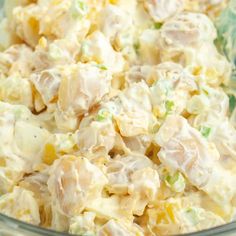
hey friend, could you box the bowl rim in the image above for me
[0,213,236,236]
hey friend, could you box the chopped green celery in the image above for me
[165,172,185,193]
[96,108,112,122]
[96,64,107,70]
[184,207,201,225]
[229,94,236,114]
[165,100,174,114]
[153,22,163,30]
[200,126,211,138]
[71,0,88,19]
[202,88,209,96]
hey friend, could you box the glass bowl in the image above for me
[0,0,236,236]
[1,212,236,236]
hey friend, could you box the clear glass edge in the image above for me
[0,0,236,235]
[0,213,236,236]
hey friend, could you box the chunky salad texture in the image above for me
[0,0,235,235]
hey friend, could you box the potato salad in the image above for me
[0,0,235,235]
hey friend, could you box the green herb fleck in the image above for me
[133,42,140,54]
[202,88,209,95]
[229,94,236,114]
[153,22,163,30]
[165,100,174,114]
[166,173,178,185]
[165,172,185,193]
[200,126,211,138]
[96,109,112,122]
[97,64,107,70]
